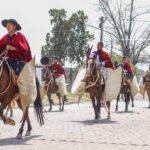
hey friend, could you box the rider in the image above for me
[0,19,32,75]
[143,67,150,83]
[91,42,114,69]
[122,56,133,80]
[48,57,68,102]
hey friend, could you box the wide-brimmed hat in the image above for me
[2,19,22,31]
[40,56,50,65]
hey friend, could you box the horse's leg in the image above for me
[131,94,134,107]
[61,95,65,111]
[10,105,13,117]
[16,107,28,139]
[125,92,130,112]
[96,95,101,120]
[90,95,97,120]
[106,101,111,119]
[57,93,61,111]
[97,98,101,120]
[0,99,15,125]
[115,94,120,111]
[25,113,32,136]
[148,95,150,108]
[47,93,52,112]
[4,105,9,117]
[0,105,7,123]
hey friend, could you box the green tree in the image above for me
[67,11,94,65]
[41,9,94,65]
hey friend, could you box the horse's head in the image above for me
[41,66,51,82]
[145,73,150,87]
[87,58,98,75]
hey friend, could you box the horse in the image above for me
[85,59,111,120]
[41,67,65,111]
[115,72,134,112]
[144,73,150,108]
[0,58,44,139]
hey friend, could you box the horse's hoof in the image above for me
[5,118,15,126]
[107,116,111,120]
[48,108,52,112]
[16,134,22,139]
[115,108,118,112]
[25,131,31,137]
[132,105,134,107]
[95,115,100,121]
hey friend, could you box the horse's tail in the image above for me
[34,78,44,126]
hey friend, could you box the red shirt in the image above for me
[48,62,65,78]
[93,50,114,69]
[0,32,32,62]
[123,62,133,74]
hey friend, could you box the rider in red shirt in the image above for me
[0,19,32,75]
[122,56,133,79]
[48,57,65,78]
[48,57,68,102]
[0,19,32,62]
[92,42,114,69]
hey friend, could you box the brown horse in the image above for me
[0,59,44,139]
[145,74,150,108]
[115,72,133,112]
[85,59,111,120]
[42,67,65,111]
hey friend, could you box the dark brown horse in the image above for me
[0,59,44,139]
[144,74,150,108]
[115,72,134,112]
[42,67,65,111]
[85,59,111,120]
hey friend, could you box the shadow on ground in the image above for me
[0,135,42,146]
[70,118,118,126]
[113,111,134,114]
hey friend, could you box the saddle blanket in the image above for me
[72,67,122,102]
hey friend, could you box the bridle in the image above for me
[85,59,101,89]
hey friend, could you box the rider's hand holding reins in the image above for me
[99,61,105,67]
[6,45,16,51]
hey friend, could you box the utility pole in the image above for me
[110,39,113,57]
[99,16,104,42]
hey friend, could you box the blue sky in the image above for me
[0,0,149,66]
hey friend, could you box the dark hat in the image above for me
[2,19,22,31]
[40,56,50,65]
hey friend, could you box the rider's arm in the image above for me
[15,33,32,62]
[0,35,7,51]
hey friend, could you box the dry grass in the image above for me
[42,92,90,105]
